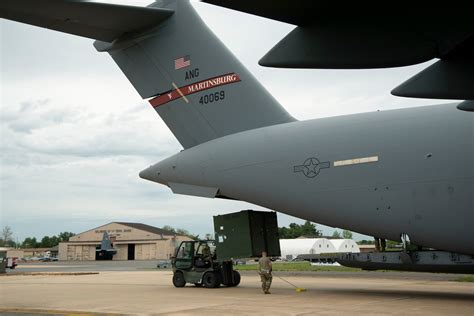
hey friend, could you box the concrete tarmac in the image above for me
[1,268,473,315]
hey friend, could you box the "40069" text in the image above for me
[199,91,225,105]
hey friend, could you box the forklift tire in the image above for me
[231,270,241,286]
[172,271,186,287]
[203,271,221,288]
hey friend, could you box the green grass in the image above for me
[454,275,474,282]
[234,261,361,272]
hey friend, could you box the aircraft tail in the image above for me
[0,0,294,148]
[94,0,295,148]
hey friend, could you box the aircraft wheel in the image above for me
[203,271,221,288]
[172,271,186,287]
[231,270,241,286]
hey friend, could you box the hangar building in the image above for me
[58,222,191,261]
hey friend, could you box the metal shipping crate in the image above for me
[213,210,281,260]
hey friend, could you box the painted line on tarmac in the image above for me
[0,308,123,315]
[0,272,99,277]
[16,265,94,268]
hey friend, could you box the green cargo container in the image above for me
[213,210,281,260]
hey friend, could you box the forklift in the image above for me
[170,210,281,288]
[171,239,240,288]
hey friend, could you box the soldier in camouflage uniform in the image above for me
[202,243,212,262]
[258,251,273,294]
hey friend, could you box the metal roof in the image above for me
[115,222,182,236]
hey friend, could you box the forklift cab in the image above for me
[174,240,216,271]
[171,239,238,288]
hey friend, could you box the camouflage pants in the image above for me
[260,273,272,292]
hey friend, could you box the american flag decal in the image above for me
[174,56,191,70]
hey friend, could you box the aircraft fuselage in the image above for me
[140,104,474,255]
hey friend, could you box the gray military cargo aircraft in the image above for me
[1,0,473,266]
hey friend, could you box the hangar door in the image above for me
[67,245,95,261]
[135,243,157,260]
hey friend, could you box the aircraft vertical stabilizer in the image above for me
[94,0,295,148]
[0,0,295,149]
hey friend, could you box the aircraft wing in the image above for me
[202,1,474,103]
[0,0,174,42]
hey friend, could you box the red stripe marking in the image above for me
[149,73,241,108]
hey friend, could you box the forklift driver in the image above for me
[202,244,212,262]
[193,243,212,268]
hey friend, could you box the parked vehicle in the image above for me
[157,260,172,269]
[0,248,19,270]
[5,257,18,269]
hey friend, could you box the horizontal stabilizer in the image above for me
[391,58,474,100]
[203,1,473,69]
[203,1,467,26]
[259,26,436,69]
[0,0,174,42]
[456,101,474,112]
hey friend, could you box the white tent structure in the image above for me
[279,239,315,260]
[279,238,337,260]
[311,238,337,254]
[330,239,360,253]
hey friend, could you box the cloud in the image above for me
[3,99,75,134]
[1,83,181,169]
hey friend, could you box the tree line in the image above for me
[161,225,200,240]
[331,229,353,239]
[278,221,322,239]
[20,232,76,248]
[1,221,358,248]
[278,221,355,240]
[163,222,354,241]
[0,226,75,248]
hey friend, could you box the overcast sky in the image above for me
[0,1,447,242]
